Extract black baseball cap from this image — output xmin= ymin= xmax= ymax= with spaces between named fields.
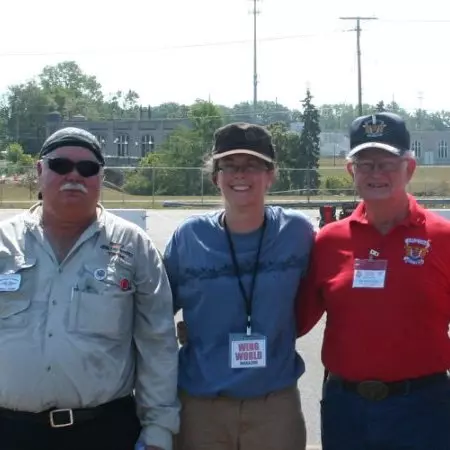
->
xmin=348 ymin=112 xmax=410 ymax=158
xmin=40 ymin=127 xmax=105 ymax=165
xmin=212 ymin=122 xmax=275 ymax=164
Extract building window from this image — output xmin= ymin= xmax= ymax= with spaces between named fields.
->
xmin=141 ymin=134 xmax=154 ymax=157
xmin=96 ymin=135 xmax=107 ymax=149
xmin=438 ymin=140 xmax=448 ymax=159
xmin=115 ymin=134 xmax=129 ymax=156
xmin=411 ymin=140 xmax=422 ymax=159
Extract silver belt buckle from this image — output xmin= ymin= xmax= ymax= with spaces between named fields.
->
xmin=49 ymin=408 xmax=74 ymax=428
xmin=356 ymin=380 xmax=389 ymax=401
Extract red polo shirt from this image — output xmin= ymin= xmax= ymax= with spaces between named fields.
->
xmin=297 ymin=195 xmax=450 ymax=382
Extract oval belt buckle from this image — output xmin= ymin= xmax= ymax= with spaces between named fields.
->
xmin=357 ymin=380 xmax=389 ymax=401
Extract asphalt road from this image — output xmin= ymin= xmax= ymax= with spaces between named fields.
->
xmin=0 ymin=207 xmax=325 ymax=449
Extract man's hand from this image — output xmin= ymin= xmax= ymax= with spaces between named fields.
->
xmin=176 ymin=321 xmax=188 ymax=345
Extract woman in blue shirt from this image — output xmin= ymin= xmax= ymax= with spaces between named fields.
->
xmin=164 ymin=122 xmax=314 ymax=450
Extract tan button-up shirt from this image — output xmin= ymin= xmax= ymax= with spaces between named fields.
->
xmin=0 ymin=204 xmax=179 ymax=449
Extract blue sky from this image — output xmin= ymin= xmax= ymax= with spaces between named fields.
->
xmin=1 ymin=0 xmax=449 ymax=112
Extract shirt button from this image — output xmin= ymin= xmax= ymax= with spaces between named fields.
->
xmin=48 ymin=332 xmax=53 ymax=338
xmin=47 ymin=366 xmax=51 ymax=372
xmin=52 ymin=300 xmax=56 ymax=306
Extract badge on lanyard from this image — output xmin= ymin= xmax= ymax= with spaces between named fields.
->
xmin=352 ymin=257 xmax=387 ymax=289
xmin=223 ymin=213 xmax=268 ymax=369
xmin=229 ymin=333 xmax=267 ymax=369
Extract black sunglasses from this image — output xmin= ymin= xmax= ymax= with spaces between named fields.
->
xmin=45 ymin=157 xmax=102 ymax=178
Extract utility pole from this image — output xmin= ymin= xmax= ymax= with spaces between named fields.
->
xmin=340 ymin=16 xmax=377 ymax=116
xmin=417 ymin=91 xmax=424 ymax=110
xmin=250 ymin=0 xmax=260 ymax=120
xmin=417 ymin=91 xmax=424 ymax=130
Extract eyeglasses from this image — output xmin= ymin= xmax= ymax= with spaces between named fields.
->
xmin=218 ymin=164 xmax=268 ymax=174
xmin=45 ymin=157 xmax=102 ymax=178
xmin=352 ymin=159 xmax=407 ymax=174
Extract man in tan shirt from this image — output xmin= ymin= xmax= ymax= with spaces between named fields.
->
xmin=0 ymin=127 xmax=179 ymax=450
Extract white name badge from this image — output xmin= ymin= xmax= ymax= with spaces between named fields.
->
xmin=0 ymin=274 xmax=21 ymax=292
xmin=352 ymin=259 xmax=387 ymax=289
xmin=229 ymin=334 xmax=267 ymax=369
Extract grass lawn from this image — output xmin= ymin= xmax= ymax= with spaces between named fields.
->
xmin=0 ymin=185 xmax=360 ymax=209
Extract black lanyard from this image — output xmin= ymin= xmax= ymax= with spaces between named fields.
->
xmin=223 ymin=213 xmax=267 ymax=335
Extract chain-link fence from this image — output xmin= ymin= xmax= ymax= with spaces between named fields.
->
xmin=0 ymin=165 xmax=449 ymax=208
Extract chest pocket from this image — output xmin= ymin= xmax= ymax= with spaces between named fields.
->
xmin=67 ymin=259 xmax=134 ymax=339
xmin=0 ymin=257 xmax=36 ymax=328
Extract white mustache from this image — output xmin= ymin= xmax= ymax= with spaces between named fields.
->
xmin=60 ymin=183 xmax=88 ymax=194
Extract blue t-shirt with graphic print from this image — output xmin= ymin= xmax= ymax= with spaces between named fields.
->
xmin=163 ymin=206 xmax=314 ymax=398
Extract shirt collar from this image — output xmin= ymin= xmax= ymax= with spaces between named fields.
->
xmin=24 ymin=202 xmax=106 ymax=231
xmin=349 ymin=194 xmax=426 ymax=228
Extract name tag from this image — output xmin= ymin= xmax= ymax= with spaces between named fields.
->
xmin=352 ymin=259 xmax=387 ymax=289
xmin=0 ymin=274 xmax=21 ymax=292
xmin=229 ymin=334 xmax=267 ymax=369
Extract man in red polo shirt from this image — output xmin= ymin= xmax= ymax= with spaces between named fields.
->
xmin=297 ymin=112 xmax=450 ymax=450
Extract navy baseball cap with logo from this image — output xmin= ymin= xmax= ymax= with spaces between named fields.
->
xmin=348 ymin=112 xmax=411 ymax=158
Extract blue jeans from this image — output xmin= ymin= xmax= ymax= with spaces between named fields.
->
xmin=321 ymin=375 xmax=450 ymax=450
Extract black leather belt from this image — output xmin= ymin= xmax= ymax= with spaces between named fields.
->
xmin=327 ymin=372 xmax=448 ymax=401
xmin=0 ymin=395 xmax=134 ymax=428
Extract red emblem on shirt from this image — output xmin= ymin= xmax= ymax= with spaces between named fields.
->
xmin=120 ymin=278 xmax=130 ymax=290
xmin=404 ymin=238 xmax=430 ymax=265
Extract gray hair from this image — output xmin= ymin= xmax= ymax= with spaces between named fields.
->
xmin=346 ymin=149 xmax=415 ymax=162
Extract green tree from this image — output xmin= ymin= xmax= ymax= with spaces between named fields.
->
xmin=318 ymin=103 xmax=362 ymax=131
xmin=0 ymin=103 xmax=9 ymax=148
xmin=267 ymin=122 xmax=302 ymax=193
xmin=3 ymin=81 xmax=55 ymax=154
xmin=375 ymin=101 xmax=386 ymax=112
xmin=103 ymin=90 xmax=140 ymax=119
xmin=5 ymin=142 xmax=35 ymax=166
xmin=231 ymin=101 xmax=292 ymax=125
xmin=137 ymin=128 xmax=205 ymax=196
xmin=39 ymin=61 xmax=103 ymax=99
xmin=39 ymin=61 xmax=104 ymax=117
xmin=127 ymin=101 xmax=225 ymax=196
xmin=121 ymin=154 xmax=164 ymax=195
xmin=188 ymin=99 xmax=224 ymax=140
xmin=294 ymin=89 xmax=321 ymax=194
xmin=385 ymin=100 xmax=402 ymax=114
xmin=151 ymin=102 xmax=190 ymax=119
xmin=324 ymin=175 xmax=353 ymax=195
xmin=2 ymin=61 xmax=110 ymax=153
xmin=6 ymin=142 xmax=26 ymax=164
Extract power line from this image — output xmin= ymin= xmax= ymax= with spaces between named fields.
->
xmin=340 ymin=16 xmax=378 ymax=116
xmin=0 ymin=30 xmax=347 ymax=58
xmin=377 ymin=18 xmax=450 ymax=23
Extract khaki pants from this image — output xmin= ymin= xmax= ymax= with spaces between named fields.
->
xmin=174 ymin=386 xmax=307 ymax=450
